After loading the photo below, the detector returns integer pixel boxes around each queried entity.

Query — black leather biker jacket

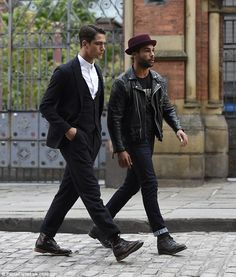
[107,67,182,153]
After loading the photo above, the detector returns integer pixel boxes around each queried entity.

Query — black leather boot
[111,236,143,262]
[34,233,72,256]
[157,235,187,255]
[88,225,112,248]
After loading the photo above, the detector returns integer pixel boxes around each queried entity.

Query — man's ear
[82,40,87,47]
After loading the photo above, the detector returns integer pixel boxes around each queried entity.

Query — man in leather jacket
[89,34,188,255]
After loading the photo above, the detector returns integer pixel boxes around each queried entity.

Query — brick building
[123,0,236,184]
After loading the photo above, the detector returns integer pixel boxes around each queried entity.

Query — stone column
[185,0,197,105]
[209,12,220,104]
[204,1,228,179]
[124,0,133,70]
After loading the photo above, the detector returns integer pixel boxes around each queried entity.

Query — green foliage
[0,0,96,110]
[100,43,124,104]
[0,0,123,110]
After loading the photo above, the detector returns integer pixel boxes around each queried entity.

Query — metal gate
[223,0,236,177]
[0,0,124,182]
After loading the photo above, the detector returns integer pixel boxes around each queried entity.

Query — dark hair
[79,25,106,47]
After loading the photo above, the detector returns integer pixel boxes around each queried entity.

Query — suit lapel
[94,64,104,115]
[71,57,88,102]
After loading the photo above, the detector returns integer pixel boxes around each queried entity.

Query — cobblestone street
[0,231,236,277]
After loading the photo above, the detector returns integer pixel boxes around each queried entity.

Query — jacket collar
[71,56,103,85]
[71,56,104,99]
[127,66,161,82]
[78,54,95,70]
[72,56,82,75]
[126,66,162,94]
[72,56,83,86]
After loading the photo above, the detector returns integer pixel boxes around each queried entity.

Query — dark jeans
[40,129,120,239]
[106,139,168,236]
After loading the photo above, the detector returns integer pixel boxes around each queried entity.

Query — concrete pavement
[0,179,236,233]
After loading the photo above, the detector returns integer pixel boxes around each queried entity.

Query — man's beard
[138,59,153,69]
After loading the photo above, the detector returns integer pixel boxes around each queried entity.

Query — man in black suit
[34,25,143,262]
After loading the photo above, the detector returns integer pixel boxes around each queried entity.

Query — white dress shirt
[78,54,99,99]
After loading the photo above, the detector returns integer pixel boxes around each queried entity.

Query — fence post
[7,0,13,111]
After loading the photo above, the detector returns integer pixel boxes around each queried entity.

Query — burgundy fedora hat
[125,34,157,55]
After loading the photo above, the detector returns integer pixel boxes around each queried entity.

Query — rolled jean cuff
[153,227,169,237]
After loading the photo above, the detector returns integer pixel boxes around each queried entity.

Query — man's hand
[117,151,133,169]
[176,129,188,146]
[65,127,77,141]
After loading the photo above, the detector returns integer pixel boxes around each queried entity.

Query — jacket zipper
[134,87,142,139]
[151,83,162,137]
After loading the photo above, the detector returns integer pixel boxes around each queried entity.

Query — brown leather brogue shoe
[157,235,187,255]
[34,233,72,256]
[111,236,143,261]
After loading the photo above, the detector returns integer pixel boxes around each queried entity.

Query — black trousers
[40,129,120,239]
[105,139,168,236]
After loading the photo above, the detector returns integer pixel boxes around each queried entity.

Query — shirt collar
[78,54,94,70]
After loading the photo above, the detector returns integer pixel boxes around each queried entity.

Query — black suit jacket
[40,56,104,149]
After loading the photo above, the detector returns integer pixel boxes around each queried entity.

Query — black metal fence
[0,0,123,182]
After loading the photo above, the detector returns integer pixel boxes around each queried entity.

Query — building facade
[123,0,236,184]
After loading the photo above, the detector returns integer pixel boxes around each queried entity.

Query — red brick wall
[153,61,185,101]
[133,0,211,103]
[133,0,185,35]
[133,0,186,102]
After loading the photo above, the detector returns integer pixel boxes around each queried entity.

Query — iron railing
[0,0,123,182]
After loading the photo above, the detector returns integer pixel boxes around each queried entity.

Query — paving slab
[0,231,236,276]
[0,180,236,233]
